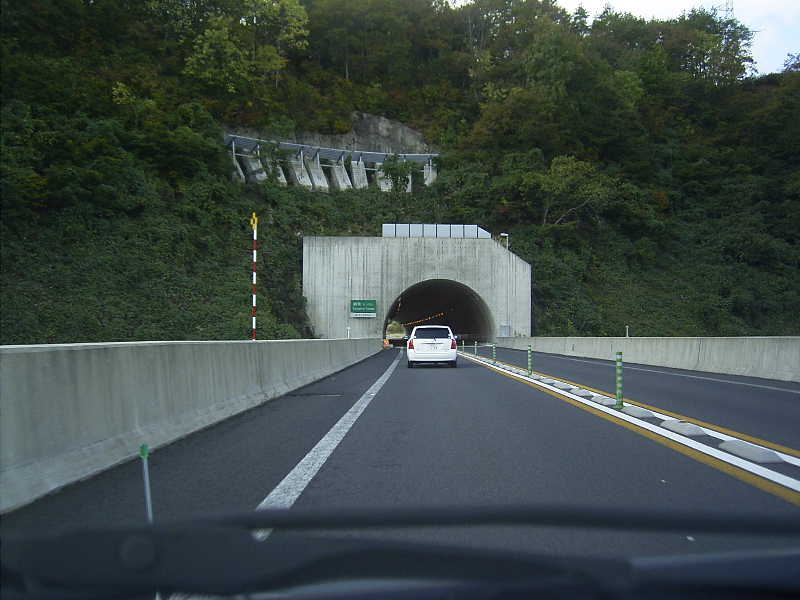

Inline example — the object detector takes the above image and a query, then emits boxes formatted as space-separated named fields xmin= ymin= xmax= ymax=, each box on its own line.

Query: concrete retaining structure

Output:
xmin=232 ymin=155 xmax=246 ymax=182
xmin=374 ymin=163 xmax=392 ymax=191
xmin=265 ymin=158 xmax=288 ymax=185
xmin=424 ymin=163 xmax=437 ymax=185
xmin=286 ymin=156 xmax=313 ymax=188
xmin=304 ymin=155 xmax=329 ymax=191
xmin=241 ymin=155 xmax=267 ymax=183
xmin=496 ymin=336 xmax=800 ymax=382
xmin=0 ymin=338 xmax=380 ymax=513
xmin=329 ymin=161 xmax=353 ymax=191
xmin=350 ymin=161 xmax=368 ymax=189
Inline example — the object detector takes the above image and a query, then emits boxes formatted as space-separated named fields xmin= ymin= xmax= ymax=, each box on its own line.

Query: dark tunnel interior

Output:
xmin=383 ymin=279 xmax=494 ymax=342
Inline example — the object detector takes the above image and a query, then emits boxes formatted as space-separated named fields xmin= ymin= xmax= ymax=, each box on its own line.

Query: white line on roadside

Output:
xmin=461 ymin=352 xmax=800 ymax=493
xmin=254 ymin=351 xmax=401 ymax=537
xmin=514 ymin=352 xmax=800 ymax=394
xmin=596 ymin=396 xmax=800 ymax=467
xmin=485 ymin=353 xmax=800 ymax=463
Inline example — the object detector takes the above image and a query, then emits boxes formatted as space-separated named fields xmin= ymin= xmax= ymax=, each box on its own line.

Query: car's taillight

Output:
xmin=408 ymin=339 xmax=414 ymax=349
xmin=451 ymin=338 xmax=457 ymax=349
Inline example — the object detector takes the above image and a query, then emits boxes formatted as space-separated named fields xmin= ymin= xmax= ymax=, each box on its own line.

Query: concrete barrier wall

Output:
xmin=0 ymin=338 xmax=380 ymax=513
xmin=496 ymin=337 xmax=800 ymax=383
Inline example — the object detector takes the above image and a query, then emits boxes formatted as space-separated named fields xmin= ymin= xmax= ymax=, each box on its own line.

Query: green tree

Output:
xmin=525 ymin=156 xmax=612 ymax=226
xmin=183 ymin=0 xmax=307 ymax=93
xmin=183 ymin=17 xmax=251 ymax=93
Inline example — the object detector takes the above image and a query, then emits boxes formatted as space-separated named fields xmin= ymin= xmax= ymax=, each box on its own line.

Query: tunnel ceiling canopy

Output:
xmin=385 ymin=279 xmax=494 ymax=341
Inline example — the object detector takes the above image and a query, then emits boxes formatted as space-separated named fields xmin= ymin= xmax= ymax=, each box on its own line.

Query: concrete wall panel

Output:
xmin=496 ymin=336 xmax=800 ymax=382
xmin=0 ymin=338 xmax=380 ymax=513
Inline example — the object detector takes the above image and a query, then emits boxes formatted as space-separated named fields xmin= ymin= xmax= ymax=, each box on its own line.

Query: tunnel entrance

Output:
xmin=383 ymin=279 xmax=494 ymax=343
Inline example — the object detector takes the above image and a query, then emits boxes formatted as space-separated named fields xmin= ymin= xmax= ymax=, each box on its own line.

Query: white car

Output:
xmin=406 ymin=325 xmax=458 ymax=368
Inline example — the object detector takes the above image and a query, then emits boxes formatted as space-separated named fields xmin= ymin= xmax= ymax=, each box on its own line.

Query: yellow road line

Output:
xmin=462 ymin=354 xmax=800 ymax=506
xmin=479 ymin=354 xmax=800 ymax=457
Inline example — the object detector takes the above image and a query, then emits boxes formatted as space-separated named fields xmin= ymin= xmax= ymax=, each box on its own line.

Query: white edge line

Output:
xmin=470 ymin=354 xmax=800 ymax=465
xmin=258 ymin=352 xmax=401 ymax=509
xmin=460 ymin=352 xmax=800 ymax=493
xmin=252 ymin=351 xmax=401 ymax=539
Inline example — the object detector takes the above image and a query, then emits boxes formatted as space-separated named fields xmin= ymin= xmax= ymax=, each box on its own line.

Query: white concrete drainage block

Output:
xmin=621 ymin=405 xmax=655 ymax=419
xmin=591 ymin=395 xmax=617 ymax=406
xmin=554 ymin=382 xmax=573 ymax=390
xmin=661 ymin=420 xmax=705 ymax=437
xmin=719 ymin=439 xmax=784 ymax=464
xmin=573 ymin=389 xmax=594 ymax=398
xmin=541 ymin=378 xmax=556 ymax=384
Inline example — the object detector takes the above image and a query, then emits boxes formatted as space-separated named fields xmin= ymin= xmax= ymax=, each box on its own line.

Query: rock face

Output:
xmin=231 ymin=112 xmax=437 ymax=154
xmin=296 ymin=112 xmax=436 ymax=153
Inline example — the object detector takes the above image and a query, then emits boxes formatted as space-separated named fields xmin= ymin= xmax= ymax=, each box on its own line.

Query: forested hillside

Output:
xmin=2 ymin=0 xmax=798 ymax=343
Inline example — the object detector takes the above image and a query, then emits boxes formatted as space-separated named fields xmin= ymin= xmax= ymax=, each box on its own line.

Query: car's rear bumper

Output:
xmin=406 ymin=349 xmax=457 ymax=362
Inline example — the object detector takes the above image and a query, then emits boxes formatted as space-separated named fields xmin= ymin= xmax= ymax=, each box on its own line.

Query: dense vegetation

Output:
xmin=2 ymin=0 xmax=798 ymax=343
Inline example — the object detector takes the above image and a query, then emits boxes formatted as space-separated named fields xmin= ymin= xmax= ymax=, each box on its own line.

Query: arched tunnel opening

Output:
xmin=383 ymin=279 xmax=494 ymax=343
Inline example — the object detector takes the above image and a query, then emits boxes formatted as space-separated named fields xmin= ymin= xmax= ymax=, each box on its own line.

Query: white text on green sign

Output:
xmin=351 ymin=300 xmax=376 ymax=318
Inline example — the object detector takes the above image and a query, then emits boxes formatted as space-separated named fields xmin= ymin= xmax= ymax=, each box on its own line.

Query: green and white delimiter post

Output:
xmin=527 ymin=344 xmax=532 ymax=376
xmin=615 ymin=351 xmax=623 ymax=409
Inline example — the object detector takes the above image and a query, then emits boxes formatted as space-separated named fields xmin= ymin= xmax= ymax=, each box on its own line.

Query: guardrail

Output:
xmin=495 ymin=337 xmax=799 ymax=383
xmin=0 ymin=338 xmax=381 ymax=513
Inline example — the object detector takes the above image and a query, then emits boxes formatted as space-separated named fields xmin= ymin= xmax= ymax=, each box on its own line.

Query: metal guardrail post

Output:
xmin=474 ymin=341 xmax=478 ymax=355
xmin=492 ymin=344 xmax=496 ymax=364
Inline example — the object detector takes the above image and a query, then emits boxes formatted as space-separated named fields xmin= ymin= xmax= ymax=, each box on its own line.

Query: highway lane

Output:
xmin=485 ymin=346 xmax=800 ymax=452
xmin=280 ymin=349 xmax=799 ymax=558
xmin=0 ymin=349 xmax=399 ymax=537
xmin=3 ymin=348 xmax=798 ymax=562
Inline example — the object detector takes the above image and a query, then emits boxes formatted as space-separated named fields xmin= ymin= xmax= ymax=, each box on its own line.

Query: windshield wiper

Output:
xmin=4 ymin=505 xmax=800 ymax=599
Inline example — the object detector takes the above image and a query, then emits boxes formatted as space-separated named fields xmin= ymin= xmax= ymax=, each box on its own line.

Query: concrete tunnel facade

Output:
xmin=302 ymin=236 xmax=531 ymax=341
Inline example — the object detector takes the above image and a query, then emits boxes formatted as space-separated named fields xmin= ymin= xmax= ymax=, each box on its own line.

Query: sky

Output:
xmin=556 ymin=1 xmax=799 ymax=74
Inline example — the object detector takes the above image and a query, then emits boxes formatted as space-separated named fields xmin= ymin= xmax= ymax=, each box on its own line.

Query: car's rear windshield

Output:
xmin=414 ymin=328 xmax=451 ymax=339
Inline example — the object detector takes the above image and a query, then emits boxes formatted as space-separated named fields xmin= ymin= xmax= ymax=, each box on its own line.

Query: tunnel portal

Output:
xmin=302 ymin=231 xmax=531 ymax=341
xmin=384 ymin=279 xmax=493 ymax=342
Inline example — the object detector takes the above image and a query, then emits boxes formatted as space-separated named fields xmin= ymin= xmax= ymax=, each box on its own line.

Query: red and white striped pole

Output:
xmin=249 ymin=212 xmax=259 ymax=340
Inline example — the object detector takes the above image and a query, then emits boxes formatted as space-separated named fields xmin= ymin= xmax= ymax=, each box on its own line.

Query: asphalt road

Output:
xmin=485 ymin=346 xmax=800 ymax=450
xmin=3 ymin=347 xmax=799 ymax=562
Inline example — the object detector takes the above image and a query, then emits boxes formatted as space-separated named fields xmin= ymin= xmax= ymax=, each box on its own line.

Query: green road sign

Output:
xmin=350 ymin=299 xmax=377 ymax=318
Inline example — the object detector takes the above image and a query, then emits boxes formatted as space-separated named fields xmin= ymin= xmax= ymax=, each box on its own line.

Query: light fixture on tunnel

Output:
xmin=500 ymin=232 xmax=509 ymax=249
xmin=403 ymin=311 xmax=446 ymax=326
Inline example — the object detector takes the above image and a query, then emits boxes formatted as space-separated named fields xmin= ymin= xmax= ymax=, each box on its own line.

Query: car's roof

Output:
xmin=413 ymin=325 xmax=451 ymax=328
